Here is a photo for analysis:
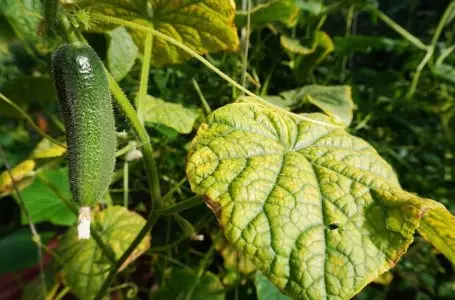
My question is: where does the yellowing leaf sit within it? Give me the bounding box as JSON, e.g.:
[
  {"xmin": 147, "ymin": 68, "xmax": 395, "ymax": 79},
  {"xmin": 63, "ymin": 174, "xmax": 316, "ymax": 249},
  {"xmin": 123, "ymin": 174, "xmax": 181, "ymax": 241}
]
[
  {"xmin": 418, "ymin": 200, "xmax": 455, "ymax": 265},
  {"xmin": 31, "ymin": 139, "xmax": 66, "ymax": 159},
  {"xmin": 186, "ymin": 103, "xmax": 431, "ymax": 299},
  {"xmin": 74, "ymin": 0, "xmax": 239, "ymax": 66},
  {"xmin": 143, "ymin": 96, "xmax": 200, "ymax": 134},
  {"xmin": 58, "ymin": 206, "xmax": 150, "ymax": 299},
  {"xmin": 0, "ymin": 160, "xmax": 35, "ymax": 195}
]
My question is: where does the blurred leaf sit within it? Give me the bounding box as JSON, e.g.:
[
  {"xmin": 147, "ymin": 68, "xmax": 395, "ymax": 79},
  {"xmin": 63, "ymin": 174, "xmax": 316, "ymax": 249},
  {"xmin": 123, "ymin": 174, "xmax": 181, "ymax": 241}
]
[
  {"xmin": 418, "ymin": 200, "xmax": 455, "ymax": 265},
  {"xmin": 432, "ymin": 64, "xmax": 455, "ymax": 84},
  {"xmin": 255, "ymin": 271, "xmax": 291, "ymax": 300},
  {"xmin": 213, "ymin": 232, "xmax": 256, "ymax": 276},
  {"xmin": 287, "ymin": 85, "xmax": 354, "ymax": 126},
  {"xmin": 0, "ymin": 228, "xmax": 53, "ymax": 276},
  {"xmin": 187, "ymin": 103, "xmax": 430, "ymax": 299},
  {"xmin": 236, "ymin": 0, "xmax": 300, "ymax": 28},
  {"xmin": 150, "ymin": 269, "xmax": 225, "ymax": 300},
  {"xmin": 107, "ymin": 26, "xmax": 138, "ymax": 81},
  {"xmin": 294, "ymin": 0, "xmax": 324, "ymax": 15},
  {"xmin": 280, "ymin": 35, "xmax": 314, "ymax": 55},
  {"xmin": 58, "ymin": 206, "xmax": 150, "ymax": 300},
  {"xmin": 31, "ymin": 139, "xmax": 66, "ymax": 159},
  {"xmin": 334, "ymin": 35, "xmax": 409, "ymax": 54},
  {"xmin": 0, "ymin": 0, "xmax": 50, "ymax": 54},
  {"xmin": 0, "ymin": 159, "xmax": 35, "ymax": 197},
  {"xmin": 0, "ymin": 76, "xmax": 58, "ymax": 118},
  {"xmin": 75, "ymin": 0, "xmax": 239, "ymax": 67},
  {"xmin": 144, "ymin": 96, "xmax": 200, "ymax": 134},
  {"xmin": 373, "ymin": 271, "xmax": 393, "ymax": 285},
  {"xmin": 282, "ymin": 31, "xmax": 334, "ymax": 82},
  {"xmin": 20, "ymin": 168, "xmax": 76, "ymax": 226}
]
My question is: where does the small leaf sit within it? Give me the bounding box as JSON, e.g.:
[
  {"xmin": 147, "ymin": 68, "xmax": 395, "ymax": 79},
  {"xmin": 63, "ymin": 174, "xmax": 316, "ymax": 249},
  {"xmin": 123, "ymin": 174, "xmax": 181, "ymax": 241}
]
[
  {"xmin": 20, "ymin": 168, "xmax": 76, "ymax": 226},
  {"xmin": 372, "ymin": 271, "xmax": 393, "ymax": 286},
  {"xmin": 74, "ymin": 0, "xmax": 239, "ymax": 67},
  {"xmin": 143, "ymin": 96, "xmax": 200, "ymax": 134},
  {"xmin": 58, "ymin": 206, "xmax": 150, "ymax": 300},
  {"xmin": 334, "ymin": 36, "xmax": 409, "ymax": 54},
  {"xmin": 0, "ymin": 160, "xmax": 35, "ymax": 196},
  {"xmin": 213, "ymin": 231, "xmax": 256, "ymax": 276},
  {"xmin": 107, "ymin": 26, "xmax": 138, "ymax": 81},
  {"xmin": 417, "ymin": 200, "xmax": 455, "ymax": 265},
  {"xmin": 31, "ymin": 139, "xmax": 66, "ymax": 159},
  {"xmin": 0, "ymin": 228, "xmax": 53, "ymax": 276},
  {"xmin": 150, "ymin": 268, "xmax": 225, "ymax": 300},
  {"xmin": 280, "ymin": 35, "xmax": 314, "ymax": 55},
  {"xmin": 286, "ymin": 85, "xmax": 354, "ymax": 126},
  {"xmin": 255, "ymin": 271, "xmax": 291, "ymax": 300},
  {"xmin": 236, "ymin": 0, "xmax": 300, "ymax": 28},
  {"xmin": 186, "ymin": 103, "xmax": 430, "ymax": 299}
]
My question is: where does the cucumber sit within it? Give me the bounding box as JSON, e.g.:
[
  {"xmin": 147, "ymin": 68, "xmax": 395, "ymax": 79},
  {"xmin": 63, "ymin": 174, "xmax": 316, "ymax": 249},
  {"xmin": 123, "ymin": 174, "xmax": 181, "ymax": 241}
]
[{"xmin": 51, "ymin": 43, "xmax": 116, "ymax": 239}]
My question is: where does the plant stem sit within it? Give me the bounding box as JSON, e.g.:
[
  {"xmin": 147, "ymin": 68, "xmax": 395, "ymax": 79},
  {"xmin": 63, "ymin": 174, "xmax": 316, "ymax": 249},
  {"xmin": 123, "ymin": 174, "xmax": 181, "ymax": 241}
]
[
  {"xmin": 105, "ymin": 70, "xmax": 161, "ymax": 206},
  {"xmin": 368, "ymin": 6, "xmax": 428, "ymax": 51},
  {"xmin": 88, "ymin": 13, "xmax": 342, "ymax": 128},
  {"xmin": 93, "ymin": 210, "xmax": 160, "ymax": 300},
  {"xmin": 192, "ymin": 79, "xmax": 211, "ymax": 115},
  {"xmin": 241, "ymin": 0, "xmax": 251, "ymax": 94},
  {"xmin": 123, "ymin": 161, "xmax": 129, "ymax": 208},
  {"xmin": 406, "ymin": 0, "xmax": 455, "ymax": 99},
  {"xmin": 157, "ymin": 196, "xmax": 203, "ymax": 216},
  {"xmin": 136, "ymin": 32, "xmax": 153, "ymax": 124},
  {"xmin": 0, "ymin": 93, "xmax": 66, "ymax": 148},
  {"xmin": 185, "ymin": 244, "xmax": 215, "ymax": 300}
]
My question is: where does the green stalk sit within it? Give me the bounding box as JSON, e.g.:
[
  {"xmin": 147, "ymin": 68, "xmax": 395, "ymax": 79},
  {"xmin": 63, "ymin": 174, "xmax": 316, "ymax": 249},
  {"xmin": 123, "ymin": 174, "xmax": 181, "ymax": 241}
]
[
  {"xmin": 406, "ymin": 0, "xmax": 455, "ymax": 99},
  {"xmin": 105, "ymin": 70, "xmax": 161, "ymax": 206},
  {"xmin": 368, "ymin": 6, "xmax": 428, "ymax": 51},
  {"xmin": 136, "ymin": 32, "xmax": 153, "ymax": 124}
]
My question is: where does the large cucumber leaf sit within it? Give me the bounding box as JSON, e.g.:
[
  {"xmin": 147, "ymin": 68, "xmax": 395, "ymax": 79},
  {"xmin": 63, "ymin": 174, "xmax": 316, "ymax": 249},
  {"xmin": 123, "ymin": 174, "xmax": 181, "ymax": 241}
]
[
  {"xmin": 74, "ymin": 0, "xmax": 239, "ymax": 66},
  {"xmin": 186, "ymin": 103, "xmax": 439, "ymax": 299}
]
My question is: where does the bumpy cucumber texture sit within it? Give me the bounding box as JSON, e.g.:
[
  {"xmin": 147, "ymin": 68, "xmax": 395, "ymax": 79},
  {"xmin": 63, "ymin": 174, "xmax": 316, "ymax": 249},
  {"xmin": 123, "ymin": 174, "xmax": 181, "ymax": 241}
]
[{"xmin": 51, "ymin": 43, "xmax": 116, "ymax": 216}]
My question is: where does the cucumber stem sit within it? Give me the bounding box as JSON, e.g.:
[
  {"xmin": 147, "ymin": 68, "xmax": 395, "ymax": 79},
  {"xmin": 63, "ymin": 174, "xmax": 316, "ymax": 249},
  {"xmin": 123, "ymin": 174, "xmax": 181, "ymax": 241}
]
[{"xmin": 78, "ymin": 207, "xmax": 91, "ymax": 240}]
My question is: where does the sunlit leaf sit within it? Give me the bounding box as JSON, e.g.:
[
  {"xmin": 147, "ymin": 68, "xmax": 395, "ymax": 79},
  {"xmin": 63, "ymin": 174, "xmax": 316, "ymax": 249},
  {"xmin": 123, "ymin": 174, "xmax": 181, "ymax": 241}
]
[
  {"xmin": 143, "ymin": 96, "xmax": 200, "ymax": 134},
  {"xmin": 150, "ymin": 268, "xmax": 225, "ymax": 300},
  {"xmin": 74, "ymin": 0, "xmax": 239, "ymax": 67},
  {"xmin": 417, "ymin": 200, "xmax": 455, "ymax": 265},
  {"xmin": 20, "ymin": 168, "xmax": 76, "ymax": 226},
  {"xmin": 236, "ymin": 0, "xmax": 300, "ymax": 28},
  {"xmin": 107, "ymin": 26, "xmax": 138, "ymax": 81},
  {"xmin": 0, "ymin": 160, "xmax": 35, "ymax": 197},
  {"xmin": 186, "ymin": 102, "xmax": 431, "ymax": 299},
  {"xmin": 58, "ymin": 206, "xmax": 150, "ymax": 300},
  {"xmin": 255, "ymin": 271, "xmax": 291, "ymax": 300},
  {"xmin": 31, "ymin": 139, "xmax": 66, "ymax": 159}
]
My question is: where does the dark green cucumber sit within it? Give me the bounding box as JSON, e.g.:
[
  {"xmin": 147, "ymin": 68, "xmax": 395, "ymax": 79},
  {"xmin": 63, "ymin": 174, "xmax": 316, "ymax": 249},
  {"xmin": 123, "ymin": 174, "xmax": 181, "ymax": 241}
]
[{"xmin": 51, "ymin": 43, "xmax": 116, "ymax": 212}]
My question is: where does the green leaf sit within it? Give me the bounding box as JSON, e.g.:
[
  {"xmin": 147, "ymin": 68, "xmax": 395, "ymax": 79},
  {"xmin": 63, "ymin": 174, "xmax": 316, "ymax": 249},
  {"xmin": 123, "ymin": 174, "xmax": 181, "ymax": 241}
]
[
  {"xmin": 20, "ymin": 168, "xmax": 76, "ymax": 226},
  {"xmin": 283, "ymin": 85, "xmax": 354, "ymax": 126},
  {"xmin": 280, "ymin": 35, "xmax": 314, "ymax": 55},
  {"xmin": 186, "ymin": 103, "xmax": 430, "ymax": 299},
  {"xmin": 295, "ymin": 1, "xmax": 325, "ymax": 15},
  {"xmin": 75, "ymin": 0, "xmax": 239, "ymax": 67},
  {"xmin": 235, "ymin": 0, "xmax": 300, "ymax": 28},
  {"xmin": 58, "ymin": 206, "xmax": 150, "ymax": 300},
  {"xmin": 432, "ymin": 64, "xmax": 455, "ymax": 84},
  {"xmin": 255, "ymin": 271, "xmax": 291, "ymax": 300},
  {"xmin": 107, "ymin": 26, "xmax": 138, "ymax": 81},
  {"xmin": 150, "ymin": 269, "xmax": 225, "ymax": 300},
  {"xmin": 417, "ymin": 200, "xmax": 455, "ymax": 265},
  {"xmin": 0, "ymin": 228, "xmax": 53, "ymax": 276},
  {"xmin": 334, "ymin": 36, "xmax": 409, "ymax": 54},
  {"xmin": 143, "ymin": 96, "xmax": 200, "ymax": 134}
]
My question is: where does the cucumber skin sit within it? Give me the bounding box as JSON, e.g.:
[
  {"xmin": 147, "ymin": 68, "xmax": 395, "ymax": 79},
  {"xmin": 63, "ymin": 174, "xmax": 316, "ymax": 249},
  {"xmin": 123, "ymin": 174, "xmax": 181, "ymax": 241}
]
[{"xmin": 52, "ymin": 43, "xmax": 116, "ymax": 207}]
